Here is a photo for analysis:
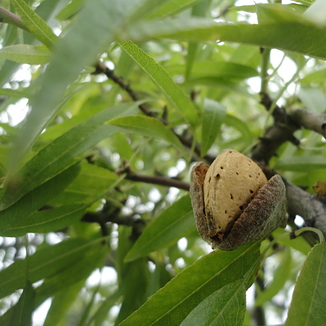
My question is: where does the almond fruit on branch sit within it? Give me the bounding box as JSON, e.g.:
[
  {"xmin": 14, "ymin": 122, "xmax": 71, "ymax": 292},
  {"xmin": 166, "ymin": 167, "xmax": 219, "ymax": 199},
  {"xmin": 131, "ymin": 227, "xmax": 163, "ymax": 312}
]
[{"xmin": 190, "ymin": 150, "xmax": 287, "ymax": 250}]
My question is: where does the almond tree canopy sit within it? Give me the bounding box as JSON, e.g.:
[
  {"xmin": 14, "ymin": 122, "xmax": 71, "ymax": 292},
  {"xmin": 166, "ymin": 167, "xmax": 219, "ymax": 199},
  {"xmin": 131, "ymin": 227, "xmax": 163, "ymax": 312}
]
[{"xmin": 0, "ymin": 1, "xmax": 325, "ymax": 325}]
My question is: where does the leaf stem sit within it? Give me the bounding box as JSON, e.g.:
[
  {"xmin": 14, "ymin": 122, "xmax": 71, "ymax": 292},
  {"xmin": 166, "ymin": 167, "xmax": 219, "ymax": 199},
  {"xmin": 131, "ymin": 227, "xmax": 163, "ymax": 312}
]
[
  {"xmin": 292, "ymin": 227, "xmax": 325, "ymax": 244},
  {"xmin": 0, "ymin": 6, "xmax": 29, "ymax": 31},
  {"xmin": 260, "ymin": 47, "xmax": 271, "ymax": 94}
]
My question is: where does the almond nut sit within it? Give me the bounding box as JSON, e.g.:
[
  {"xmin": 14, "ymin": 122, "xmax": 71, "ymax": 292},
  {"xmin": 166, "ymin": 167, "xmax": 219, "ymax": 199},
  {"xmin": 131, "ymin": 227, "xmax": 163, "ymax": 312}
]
[{"xmin": 190, "ymin": 149, "xmax": 287, "ymax": 250}]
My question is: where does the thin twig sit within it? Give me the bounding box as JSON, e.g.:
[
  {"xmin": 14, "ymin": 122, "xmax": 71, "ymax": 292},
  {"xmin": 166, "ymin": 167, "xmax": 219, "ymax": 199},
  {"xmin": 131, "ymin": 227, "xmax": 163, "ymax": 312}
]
[
  {"xmin": 0, "ymin": 6, "xmax": 29, "ymax": 31},
  {"xmin": 125, "ymin": 173, "xmax": 190, "ymax": 191},
  {"xmin": 94, "ymin": 62, "xmax": 207, "ymax": 159},
  {"xmin": 95, "ymin": 61, "xmax": 160, "ymax": 120}
]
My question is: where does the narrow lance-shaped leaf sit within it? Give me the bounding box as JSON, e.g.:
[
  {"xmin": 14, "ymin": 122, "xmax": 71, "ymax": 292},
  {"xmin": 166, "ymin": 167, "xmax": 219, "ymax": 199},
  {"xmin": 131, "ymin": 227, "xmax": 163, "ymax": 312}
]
[
  {"xmin": 0, "ymin": 163, "xmax": 80, "ymax": 232},
  {"xmin": 125, "ymin": 195, "xmax": 194, "ymax": 262},
  {"xmin": 0, "ymin": 88, "xmax": 31, "ymax": 99},
  {"xmin": 127, "ymin": 0, "xmax": 172, "ymax": 21},
  {"xmin": 126, "ymin": 6, "xmax": 326, "ymax": 61},
  {"xmin": 43, "ymin": 282, "xmax": 84, "ymax": 326},
  {"xmin": 0, "ymin": 45, "xmax": 51, "ymax": 64},
  {"xmin": 285, "ymin": 242, "xmax": 326, "ymax": 326},
  {"xmin": 9, "ymin": 281, "xmax": 35, "ymax": 326},
  {"xmin": 224, "ymin": 114, "xmax": 253, "ymax": 144},
  {"xmin": 148, "ymin": 0, "xmax": 204, "ymax": 19},
  {"xmin": 12, "ymin": 0, "xmax": 57, "ymax": 49},
  {"xmin": 108, "ymin": 115, "xmax": 187, "ymax": 156},
  {"xmin": 0, "ymin": 237, "xmax": 105, "ymax": 300},
  {"xmin": 55, "ymin": 0, "xmax": 85, "ymax": 21},
  {"xmin": 6, "ymin": 0, "xmax": 147, "ymax": 185},
  {"xmin": 180, "ymin": 280, "xmax": 246, "ymax": 326},
  {"xmin": 49, "ymin": 161, "xmax": 120, "ymax": 205},
  {"xmin": 1, "ymin": 102, "xmax": 138, "ymax": 210},
  {"xmin": 35, "ymin": 241, "xmax": 107, "ymax": 307},
  {"xmin": 3, "ymin": 164, "xmax": 121, "ymax": 236},
  {"xmin": 185, "ymin": 0, "xmax": 212, "ymax": 79},
  {"xmin": 119, "ymin": 41, "xmax": 198, "ymax": 126},
  {"xmin": 255, "ymin": 247, "xmax": 292, "ymax": 306},
  {"xmin": 86, "ymin": 291, "xmax": 122, "ymax": 326},
  {"xmin": 274, "ymin": 156, "xmax": 326, "ymax": 172},
  {"xmin": 302, "ymin": 0, "xmax": 326, "ymax": 27},
  {"xmin": 119, "ymin": 243, "xmax": 260, "ymax": 326},
  {"xmin": 1, "ymin": 204, "xmax": 86, "ymax": 237},
  {"xmin": 168, "ymin": 61, "xmax": 259, "ymax": 79},
  {"xmin": 201, "ymin": 98, "xmax": 226, "ymax": 156}
]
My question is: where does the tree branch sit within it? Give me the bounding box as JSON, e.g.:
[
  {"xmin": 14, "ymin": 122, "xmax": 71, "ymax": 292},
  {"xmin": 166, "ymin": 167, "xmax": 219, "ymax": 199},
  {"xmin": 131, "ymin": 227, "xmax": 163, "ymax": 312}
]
[
  {"xmin": 252, "ymin": 93, "xmax": 326, "ymax": 238},
  {"xmin": 285, "ymin": 178, "xmax": 326, "ymax": 236},
  {"xmin": 252, "ymin": 94, "xmax": 300, "ymax": 164},
  {"xmin": 289, "ymin": 109, "xmax": 326, "ymax": 138},
  {"xmin": 125, "ymin": 173, "xmax": 190, "ymax": 191},
  {"xmin": 116, "ymin": 164, "xmax": 190, "ymax": 191},
  {"xmin": 254, "ymin": 94, "xmax": 326, "ymax": 165}
]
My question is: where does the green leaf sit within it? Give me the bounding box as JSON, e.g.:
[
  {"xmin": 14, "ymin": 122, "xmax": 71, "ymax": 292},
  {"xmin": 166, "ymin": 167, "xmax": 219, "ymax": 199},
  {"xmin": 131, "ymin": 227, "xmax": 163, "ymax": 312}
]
[
  {"xmin": 76, "ymin": 288, "xmax": 98, "ymax": 326},
  {"xmin": 56, "ymin": 0, "xmax": 85, "ymax": 21},
  {"xmin": 127, "ymin": 8, "xmax": 326, "ymax": 61},
  {"xmin": 35, "ymin": 240, "xmax": 107, "ymax": 306},
  {"xmin": 49, "ymin": 162, "xmax": 119, "ymax": 205},
  {"xmin": 1, "ymin": 103, "xmax": 137, "ymax": 210},
  {"xmin": 125, "ymin": 195, "xmax": 194, "ymax": 262},
  {"xmin": 224, "ymin": 113, "xmax": 253, "ymax": 143},
  {"xmin": 274, "ymin": 228, "xmax": 311, "ymax": 255},
  {"xmin": 256, "ymin": 4, "xmax": 304, "ymax": 24},
  {"xmin": 9, "ymin": 281, "xmax": 35, "ymax": 326},
  {"xmin": 285, "ymin": 242, "xmax": 326, "ymax": 326},
  {"xmin": 300, "ymin": 67, "xmax": 326, "ymax": 85},
  {"xmin": 43, "ymin": 281, "xmax": 85, "ymax": 326},
  {"xmin": 298, "ymin": 87, "xmax": 326, "ymax": 113},
  {"xmin": 3, "ymin": 163, "xmax": 120, "ymax": 236},
  {"xmin": 185, "ymin": 0, "xmax": 213, "ymax": 80},
  {"xmin": 274, "ymin": 156, "xmax": 326, "ymax": 172},
  {"xmin": 303, "ymin": 0, "xmax": 326, "ymax": 27},
  {"xmin": 108, "ymin": 115, "xmax": 186, "ymax": 156},
  {"xmin": 12, "ymin": 0, "xmax": 57, "ymax": 49},
  {"xmin": 0, "ymin": 88, "xmax": 31, "ymax": 99},
  {"xmin": 2, "ymin": 204, "xmax": 86, "ymax": 237},
  {"xmin": 128, "ymin": 0, "xmax": 172, "ymax": 20},
  {"xmin": 255, "ymin": 247, "xmax": 292, "ymax": 306},
  {"xmin": 129, "ymin": 0, "xmax": 203, "ymax": 21},
  {"xmin": 180, "ymin": 280, "xmax": 246, "ymax": 326},
  {"xmin": 119, "ymin": 243, "xmax": 260, "ymax": 326},
  {"xmin": 201, "ymin": 98, "xmax": 226, "ymax": 156},
  {"xmin": 86, "ymin": 292, "xmax": 121, "ymax": 326},
  {"xmin": 0, "ymin": 0, "xmax": 61, "ymax": 87},
  {"xmin": 0, "ymin": 163, "xmax": 80, "ymax": 233},
  {"xmin": 0, "ymin": 237, "xmax": 103, "ymax": 300},
  {"xmin": 168, "ymin": 61, "xmax": 258, "ymax": 80},
  {"xmin": 115, "ymin": 227, "xmax": 150, "ymax": 324},
  {"xmin": 119, "ymin": 41, "xmax": 198, "ymax": 126},
  {"xmin": 0, "ymin": 45, "xmax": 51, "ymax": 64},
  {"xmin": 148, "ymin": 0, "xmax": 204, "ymax": 19},
  {"xmin": 7, "ymin": 0, "xmax": 145, "ymax": 182}
]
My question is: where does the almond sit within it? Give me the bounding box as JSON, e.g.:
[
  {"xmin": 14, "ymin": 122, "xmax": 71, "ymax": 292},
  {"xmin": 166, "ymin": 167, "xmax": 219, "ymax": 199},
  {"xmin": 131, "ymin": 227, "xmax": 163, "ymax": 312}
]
[{"xmin": 203, "ymin": 149, "xmax": 268, "ymax": 237}]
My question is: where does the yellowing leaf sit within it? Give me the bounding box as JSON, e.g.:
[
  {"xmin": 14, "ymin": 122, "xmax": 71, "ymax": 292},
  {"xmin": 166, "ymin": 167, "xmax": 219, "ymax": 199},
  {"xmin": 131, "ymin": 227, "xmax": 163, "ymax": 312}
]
[{"xmin": 312, "ymin": 181, "xmax": 326, "ymax": 199}]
